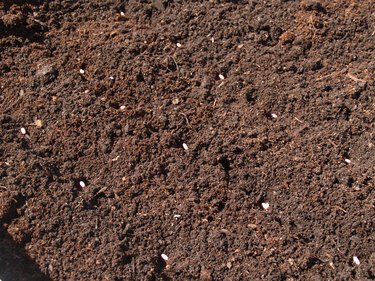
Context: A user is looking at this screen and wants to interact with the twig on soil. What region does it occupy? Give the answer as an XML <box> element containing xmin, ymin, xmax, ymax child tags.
<box><xmin>170</xmin><ymin>56</ymin><xmax>179</xmax><ymax>71</ymax></box>
<box><xmin>0</xmin><ymin>186</ymin><xmax>7</xmax><ymax>190</ymax></box>
<box><xmin>294</xmin><ymin>117</ymin><xmax>303</xmax><ymax>123</ymax></box>
<box><xmin>327</xmin><ymin>139</ymin><xmax>338</xmax><ymax>148</ymax></box>
<box><xmin>180</xmin><ymin>113</ymin><xmax>189</xmax><ymax>125</ymax></box>
<box><xmin>346</xmin><ymin>73</ymin><xmax>367</xmax><ymax>83</ymax></box>
<box><xmin>333</xmin><ymin>205</ymin><xmax>347</xmax><ymax>213</ymax></box>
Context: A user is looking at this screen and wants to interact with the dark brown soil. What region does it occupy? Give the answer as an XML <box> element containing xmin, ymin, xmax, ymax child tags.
<box><xmin>1</xmin><ymin>0</ymin><xmax>374</xmax><ymax>280</ymax></box>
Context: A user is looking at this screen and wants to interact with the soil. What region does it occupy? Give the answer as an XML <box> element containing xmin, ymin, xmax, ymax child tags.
<box><xmin>0</xmin><ymin>0</ymin><xmax>374</xmax><ymax>280</ymax></box>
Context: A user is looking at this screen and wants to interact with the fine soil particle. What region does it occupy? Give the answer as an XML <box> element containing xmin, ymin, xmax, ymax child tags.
<box><xmin>1</xmin><ymin>0</ymin><xmax>374</xmax><ymax>280</ymax></box>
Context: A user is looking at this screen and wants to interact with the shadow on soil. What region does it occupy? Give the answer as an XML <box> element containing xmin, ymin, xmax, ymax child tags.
<box><xmin>0</xmin><ymin>225</ymin><xmax>51</xmax><ymax>281</ymax></box>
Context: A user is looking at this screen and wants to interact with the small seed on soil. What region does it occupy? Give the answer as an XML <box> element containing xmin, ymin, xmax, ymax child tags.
<box><xmin>353</xmin><ymin>256</ymin><xmax>360</xmax><ymax>265</ymax></box>
<box><xmin>271</xmin><ymin>113</ymin><xmax>278</xmax><ymax>119</ymax></box>
<box><xmin>344</xmin><ymin>159</ymin><xmax>351</xmax><ymax>164</ymax></box>
<box><xmin>172</xmin><ymin>98</ymin><xmax>179</xmax><ymax>105</ymax></box>
<box><xmin>261</xmin><ymin>202</ymin><xmax>270</xmax><ymax>210</ymax></box>
<box><xmin>183</xmin><ymin>143</ymin><xmax>188</xmax><ymax>150</ymax></box>
<box><xmin>109</xmin><ymin>76</ymin><xmax>114</xmax><ymax>80</ymax></box>
<box><xmin>79</xmin><ymin>181</ymin><xmax>86</xmax><ymax>188</ymax></box>
<box><xmin>161</xmin><ymin>254</ymin><xmax>169</xmax><ymax>261</ymax></box>
<box><xmin>120</xmin><ymin>105</ymin><xmax>126</xmax><ymax>110</ymax></box>
<box><xmin>176</xmin><ymin>43</ymin><xmax>182</xmax><ymax>48</ymax></box>
<box><xmin>20</xmin><ymin>127</ymin><xmax>27</xmax><ymax>135</ymax></box>
<box><xmin>219</xmin><ymin>74</ymin><xmax>225</xmax><ymax>80</ymax></box>
<box><xmin>79</xmin><ymin>69</ymin><xmax>85</xmax><ymax>74</ymax></box>
<box><xmin>173</xmin><ymin>214</ymin><xmax>181</xmax><ymax>219</ymax></box>
<box><xmin>120</xmin><ymin>11</ymin><xmax>125</xmax><ymax>17</ymax></box>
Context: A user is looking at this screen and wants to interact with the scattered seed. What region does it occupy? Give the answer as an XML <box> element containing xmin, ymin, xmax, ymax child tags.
<box><xmin>20</xmin><ymin>127</ymin><xmax>27</xmax><ymax>135</ymax></box>
<box><xmin>79</xmin><ymin>181</ymin><xmax>86</xmax><ymax>188</ymax></box>
<box><xmin>109</xmin><ymin>76</ymin><xmax>114</xmax><ymax>80</ymax></box>
<box><xmin>219</xmin><ymin>74</ymin><xmax>225</xmax><ymax>80</ymax></box>
<box><xmin>120</xmin><ymin>105</ymin><xmax>126</xmax><ymax>110</ymax></box>
<box><xmin>353</xmin><ymin>256</ymin><xmax>360</xmax><ymax>265</ymax></box>
<box><xmin>120</xmin><ymin>11</ymin><xmax>125</xmax><ymax>17</ymax></box>
<box><xmin>176</xmin><ymin>43</ymin><xmax>182</xmax><ymax>48</ymax></box>
<box><xmin>261</xmin><ymin>202</ymin><xmax>270</xmax><ymax>210</ymax></box>
<box><xmin>172</xmin><ymin>98</ymin><xmax>180</xmax><ymax>105</ymax></box>
<box><xmin>211</xmin><ymin>37</ymin><xmax>214</xmax><ymax>43</ymax></box>
<box><xmin>79</xmin><ymin>69</ymin><xmax>85</xmax><ymax>74</ymax></box>
<box><xmin>271</xmin><ymin>113</ymin><xmax>278</xmax><ymax>119</ymax></box>
<box><xmin>182</xmin><ymin>143</ymin><xmax>188</xmax><ymax>150</ymax></box>
<box><xmin>345</xmin><ymin>159</ymin><xmax>351</xmax><ymax>164</ymax></box>
<box><xmin>161</xmin><ymin>254</ymin><xmax>169</xmax><ymax>261</ymax></box>
<box><xmin>237</xmin><ymin>44</ymin><xmax>244</xmax><ymax>49</ymax></box>
<box><xmin>173</xmin><ymin>214</ymin><xmax>181</xmax><ymax>219</ymax></box>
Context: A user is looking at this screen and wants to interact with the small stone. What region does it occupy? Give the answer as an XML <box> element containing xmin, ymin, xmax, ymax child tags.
<box><xmin>248</xmin><ymin>223</ymin><xmax>257</xmax><ymax>229</ymax></box>
<box><xmin>35</xmin><ymin>119</ymin><xmax>43</xmax><ymax>128</ymax></box>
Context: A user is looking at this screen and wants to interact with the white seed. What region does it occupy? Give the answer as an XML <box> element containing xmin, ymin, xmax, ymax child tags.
<box><xmin>176</xmin><ymin>43</ymin><xmax>182</xmax><ymax>48</ymax></box>
<box><xmin>182</xmin><ymin>143</ymin><xmax>188</xmax><ymax>150</ymax></box>
<box><xmin>172</xmin><ymin>98</ymin><xmax>179</xmax><ymax>105</ymax></box>
<box><xmin>79</xmin><ymin>181</ymin><xmax>86</xmax><ymax>188</ymax></box>
<box><xmin>120</xmin><ymin>11</ymin><xmax>125</xmax><ymax>17</ymax></box>
<box><xmin>353</xmin><ymin>256</ymin><xmax>360</xmax><ymax>265</ymax></box>
<box><xmin>271</xmin><ymin>113</ymin><xmax>278</xmax><ymax>119</ymax></box>
<box><xmin>211</xmin><ymin>37</ymin><xmax>214</xmax><ymax>43</ymax></box>
<box><xmin>79</xmin><ymin>69</ymin><xmax>85</xmax><ymax>74</ymax></box>
<box><xmin>173</xmin><ymin>214</ymin><xmax>181</xmax><ymax>219</ymax></box>
<box><xmin>109</xmin><ymin>76</ymin><xmax>114</xmax><ymax>80</ymax></box>
<box><xmin>161</xmin><ymin>254</ymin><xmax>169</xmax><ymax>261</ymax></box>
<box><xmin>120</xmin><ymin>105</ymin><xmax>126</xmax><ymax>110</ymax></box>
<box><xmin>219</xmin><ymin>74</ymin><xmax>225</xmax><ymax>80</ymax></box>
<box><xmin>20</xmin><ymin>127</ymin><xmax>27</xmax><ymax>135</ymax></box>
<box><xmin>261</xmin><ymin>202</ymin><xmax>270</xmax><ymax>210</ymax></box>
<box><xmin>345</xmin><ymin>159</ymin><xmax>351</xmax><ymax>164</ymax></box>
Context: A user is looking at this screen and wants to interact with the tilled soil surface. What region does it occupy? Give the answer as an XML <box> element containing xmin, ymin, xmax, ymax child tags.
<box><xmin>1</xmin><ymin>0</ymin><xmax>374</xmax><ymax>280</ymax></box>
